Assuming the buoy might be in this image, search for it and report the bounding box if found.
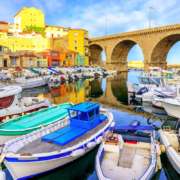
[71,149,85,157]
[96,136,102,144]
[87,141,96,148]
[160,144,166,153]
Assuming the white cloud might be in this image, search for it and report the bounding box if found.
[0,0,179,36]
[53,0,179,37]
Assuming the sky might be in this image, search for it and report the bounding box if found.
[0,0,179,63]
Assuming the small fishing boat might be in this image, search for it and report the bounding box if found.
[0,70,12,81]
[0,103,71,145]
[2,101,114,179]
[151,87,176,109]
[0,86,51,121]
[15,76,49,89]
[48,75,61,88]
[142,87,176,105]
[161,95,180,118]
[159,128,180,174]
[96,125,157,180]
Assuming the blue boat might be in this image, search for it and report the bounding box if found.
[3,101,114,180]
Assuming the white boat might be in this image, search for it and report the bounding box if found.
[134,77,161,102]
[96,129,157,180]
[159,129,180,174]
[0,70,12,81]
[142,86,176,105]
[161,98,180,118]
[15,76,49,89]
[48,75,61,88]
[2,101,114,179]
[0,86,50,121]
[152,96,164,108]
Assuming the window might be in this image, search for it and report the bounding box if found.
[95,107,99,115]
[11,58,16,66]
[88,110,95,120]
[75,46,77,50]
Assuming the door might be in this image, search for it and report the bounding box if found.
[3,59,7,67]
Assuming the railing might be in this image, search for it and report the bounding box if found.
[3,118,69,154]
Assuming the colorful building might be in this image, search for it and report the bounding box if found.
[42,50,60,67]
[14,7,45,33]
[128,60,144,69]
[0,48,48,68]
[45,25,68,38]
[64,51,77,66]
[0,35,50,52]
[0,21,8,38]
[0,7,89,67]
[68,29,89,66]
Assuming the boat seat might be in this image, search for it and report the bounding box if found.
[52,127,87,146]
[42,126,71,142]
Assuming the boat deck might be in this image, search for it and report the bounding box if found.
[0,103,71,131]
[17,120,108,154]
[101,143,151,180]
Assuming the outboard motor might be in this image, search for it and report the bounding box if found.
[136,87,148,95]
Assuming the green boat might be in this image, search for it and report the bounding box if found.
[0,102,72,144]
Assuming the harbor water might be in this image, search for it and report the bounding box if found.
[6,70,180,180]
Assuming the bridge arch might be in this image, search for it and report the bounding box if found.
[89,44,106,65]
[110,39,144,71]
[150,34,180,68]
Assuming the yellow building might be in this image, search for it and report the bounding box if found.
[68,29,89,66]
[45,25,68,38]
[14,7,45,32]
[0,35,50,52]
[128,60,144,69]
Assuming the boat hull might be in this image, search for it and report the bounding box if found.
[152,99,163,108]
[5,146,94,180]
[16,79,48,89]
[159,130,180,174]
[162,101,180,118]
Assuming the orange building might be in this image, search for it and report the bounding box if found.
[63,50,77,66]
[0,21,8,32]
[42,50,60,67]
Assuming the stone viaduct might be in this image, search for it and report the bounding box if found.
[89,24,180,71]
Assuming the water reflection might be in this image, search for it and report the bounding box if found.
[22,73,129,107]
[111,73,128,104]
[89,79,103,98]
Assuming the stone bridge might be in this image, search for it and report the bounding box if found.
[89,24,180,71]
